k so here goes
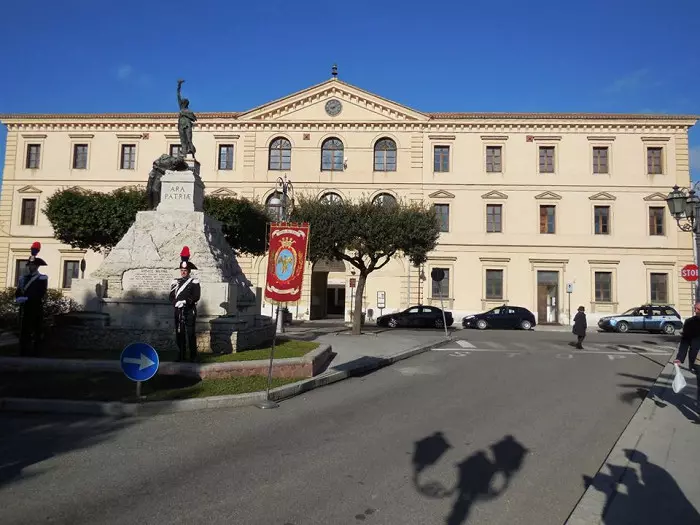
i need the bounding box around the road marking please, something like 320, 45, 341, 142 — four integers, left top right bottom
456, 340, 476, 349
449, 351, 470, 357
507, 352, 521, 358
556, 353, 574, 359
607, 355, 626, 360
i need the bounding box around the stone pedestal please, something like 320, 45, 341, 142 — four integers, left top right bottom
158, 169, 204, 213
66, 159, 272, 353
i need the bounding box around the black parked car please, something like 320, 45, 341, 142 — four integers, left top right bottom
462, 305, 536, 330
377, 305, 454, 329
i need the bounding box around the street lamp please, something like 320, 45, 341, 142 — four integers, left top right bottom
269, 175, 294, 334
666, 183, 700, 302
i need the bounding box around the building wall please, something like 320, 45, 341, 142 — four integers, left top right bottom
0, 79, 696, 323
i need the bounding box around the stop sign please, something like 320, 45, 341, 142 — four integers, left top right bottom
681, 264, 699, 282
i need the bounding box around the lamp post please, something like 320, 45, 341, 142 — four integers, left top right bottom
267, 175, 294, 334
666, 183, 700, 303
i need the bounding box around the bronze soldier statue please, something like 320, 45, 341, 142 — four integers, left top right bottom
177, 79, 197, 157
169, 246, 201, 362
15, 241, 48, 357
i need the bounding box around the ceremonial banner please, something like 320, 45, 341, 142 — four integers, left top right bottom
265, 223, 310, 303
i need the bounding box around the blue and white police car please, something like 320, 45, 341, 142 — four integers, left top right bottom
597, 304, 682, 334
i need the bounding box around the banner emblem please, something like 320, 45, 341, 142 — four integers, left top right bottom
265, 223, 310, 303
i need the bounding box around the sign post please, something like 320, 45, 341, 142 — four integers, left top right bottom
566, 282, 574, 326
430, 269, 449, 338
259, 222, 310, 409
120, 342, 160, 400
681, 264, 698, 312
377, 291, 386, 318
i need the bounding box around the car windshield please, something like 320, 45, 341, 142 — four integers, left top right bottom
620, 308, 638, 316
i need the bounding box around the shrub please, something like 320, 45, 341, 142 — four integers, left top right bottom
0, 288, 82, 333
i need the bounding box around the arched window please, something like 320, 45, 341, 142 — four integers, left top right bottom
372, 193, 397, 207
320, 192, 343, 204
268, 137, 291, 170
321, 138, 344, 171
373, 138, 397, 172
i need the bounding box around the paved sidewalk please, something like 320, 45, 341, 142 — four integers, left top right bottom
566, 359, 700, 524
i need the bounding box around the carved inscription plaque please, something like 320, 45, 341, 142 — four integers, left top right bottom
122, 268, 175, 298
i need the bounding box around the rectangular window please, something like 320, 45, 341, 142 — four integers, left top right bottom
434, 146, 450, 172
594, 206, 610, 235
486, 204, 502, 233
594, 272, 612, 302
485, 146, 502, 173
593, 146, 609, 174
648, 207, 665, 236
218, 144, 234, 170
120, 144, 136, 169
485, 269, 503, 300
26, 144, 41, 169
647, 147, 663, 175
169, 144, 182, 157
539, 146, 555, 173
14, 259, 27, 287
73, 144, 88, 169
434, 204, 449, 233
650, 273, 668, 303
62, 260, 81, 289
539, 205, 556, 234
431, 268, 450, 298
20, 199, 37, 226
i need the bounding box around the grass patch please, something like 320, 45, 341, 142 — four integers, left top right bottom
199, 339, 319, 363
0, 371, 299, 403
0, 338, 319, 363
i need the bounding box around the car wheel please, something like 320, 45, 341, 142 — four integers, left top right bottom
520, 320, 532, 330
388, 318, 398, 328
616, 321, 629, 333
434, 318, 444, 329
662, 323, 676, 335
476, 319, 488, 330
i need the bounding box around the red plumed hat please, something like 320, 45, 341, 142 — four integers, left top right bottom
27, 241, 47, 266
178, 246, 197, 270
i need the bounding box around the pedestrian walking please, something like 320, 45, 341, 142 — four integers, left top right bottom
572, 306, 587, 349
673, 302, 700, 375
15, 242, 48, 357
169, 246, 201, 362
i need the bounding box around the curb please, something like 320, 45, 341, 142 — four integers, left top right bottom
564, 355, 686, 524
0, 338, 446, 417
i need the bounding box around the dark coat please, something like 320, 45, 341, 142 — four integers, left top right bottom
573, 311, 587, 336
169, 276, 201, 311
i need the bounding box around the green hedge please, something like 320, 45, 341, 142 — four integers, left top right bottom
0, 288, 81, 332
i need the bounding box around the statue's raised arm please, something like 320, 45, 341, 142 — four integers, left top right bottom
177, 79, 185, 109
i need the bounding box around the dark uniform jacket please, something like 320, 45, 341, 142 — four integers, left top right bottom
169, 276, 201, 310
15, 272, 48, 309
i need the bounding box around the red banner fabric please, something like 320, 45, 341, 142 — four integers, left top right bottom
264, 223, 310, 303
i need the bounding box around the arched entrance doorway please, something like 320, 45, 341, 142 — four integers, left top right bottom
310, 259, 347, 320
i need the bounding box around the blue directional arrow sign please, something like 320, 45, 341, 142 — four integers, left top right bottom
120, 342, 159, 382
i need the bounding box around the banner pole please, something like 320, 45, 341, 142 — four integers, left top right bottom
257, 304, 280, 409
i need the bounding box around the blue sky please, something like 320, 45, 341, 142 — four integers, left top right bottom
1, 0, 698, 180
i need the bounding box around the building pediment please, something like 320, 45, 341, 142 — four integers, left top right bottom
208, 188, 237, 197
238, 79, 429, 122
17, 185, 42, 194
481, 190, 508, 200
643, 192, 668, 202
428, 190, 455, 199
534, 191, 562, 200
589, 192, 616, 201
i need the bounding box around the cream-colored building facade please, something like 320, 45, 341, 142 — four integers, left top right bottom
0, 76, 697, 325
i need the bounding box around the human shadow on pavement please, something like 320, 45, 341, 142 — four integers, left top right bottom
411, 432, 528, 524
617, 371, 699, 423
582, 449, 700, 524
0, 413, 134, 488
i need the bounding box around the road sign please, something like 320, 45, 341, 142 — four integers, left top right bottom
431, 268, 445, 282
566, 282, 574, 293
120, 342, 159, 382
377, 291, 386, 309
681, 264, 699, 282
349, 278, 356, 288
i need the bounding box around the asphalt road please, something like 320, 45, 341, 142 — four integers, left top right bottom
0, 329, 676, 525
